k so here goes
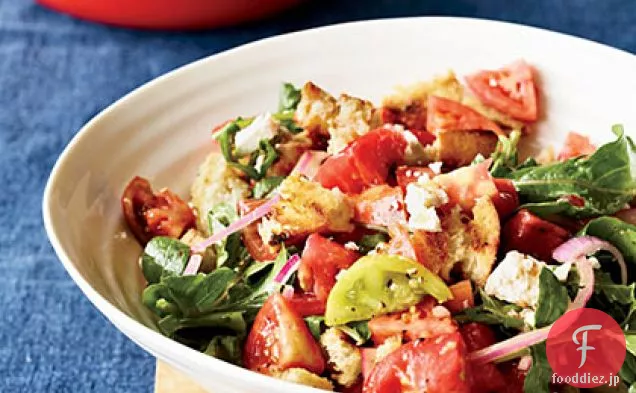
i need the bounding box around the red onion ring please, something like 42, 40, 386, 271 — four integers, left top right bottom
553, 235, 627, 284
274, 254, 301, 285
182, 254, 202, 276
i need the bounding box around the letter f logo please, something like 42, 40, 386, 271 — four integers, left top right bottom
572, 324, 602, 368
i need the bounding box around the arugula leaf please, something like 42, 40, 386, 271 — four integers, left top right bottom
215, 119, 279, 180
204, 335, 243, 365
489, 130, 522, 177
524, 343, 553, 393
509, 125, 636, 218
141, 237, 190, 284
142, 247, 291, 360
278, 83, 301, 112
273, 111, 303, 133
595, 271, 636, 305
456, 290, 525, 330
305, 316, 325, 341
207, 203, 246, 269
627, 335, 636, 357
158, 310, 246, 337
622, 352, 636, 386
253, 176, 284, 199
357, 233, 389, 255
340, 320, 371, 345
535, 268, 569, 328
580, 217, 636, 268
587, 270, 636, 331
274, 82, 303, 133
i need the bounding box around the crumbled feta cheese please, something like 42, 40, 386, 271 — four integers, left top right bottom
547, 262, 572, 282
401, 130, 429, 164
484, 251, 545, 308
428, 161, 443, 174
234, 113, 279, 156
257, 216, 282, 245
344, 241, 359, 251
404, 174, 449, 232
520, 309, 536, 327
588, 256, 601, 269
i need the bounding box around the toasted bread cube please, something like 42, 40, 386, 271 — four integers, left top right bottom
434, 130, 498, 167
383, 71, 464, 110
327, 93, 380, 154
320, 328, 362, 388
295, 82, 338, 138
444, 197, 500, 286
267, 174, 354, 241
274, 368, 334, 391
190, 152, 250, 233
407, 197, 499, 287
382, 71, 525, 131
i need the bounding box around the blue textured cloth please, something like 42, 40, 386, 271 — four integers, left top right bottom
1, 0, 635, 392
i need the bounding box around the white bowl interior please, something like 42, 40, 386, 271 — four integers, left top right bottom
43, 17, 636, 393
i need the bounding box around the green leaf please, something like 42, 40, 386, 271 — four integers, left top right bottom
253, 176, 285, 199
214, 118, 279, 180
305, 316, 325, 341
627, 335, 636, 357
580, 217, 636, 268
621, 352, 636, 386
273, 111, 303, 133
158, 310, 246, 337
204, 336, 243, 365
339, 320, 371, 345
524, 343, 553, 393
357, 233, 389, 255
510, 125, 636, 218
489, 130, 522, 178
278, 82, 301, 112
456, 290, 525, 330
207, 203, 246, 269
141, 237, 190, 284
595, 271, 636, 305
535, 268, 569, 328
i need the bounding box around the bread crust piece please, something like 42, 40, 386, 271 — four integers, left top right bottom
382, 71, 525, 131
190, 151, 250, 234
295, 82, 381, 154
389, 197, 499, 287
434, 130, 498, 168
273, 368, 334, 391
320, 328, 362, 388
260, 173, 354, 243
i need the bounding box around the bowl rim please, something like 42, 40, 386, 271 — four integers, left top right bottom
42, 16, 636, 392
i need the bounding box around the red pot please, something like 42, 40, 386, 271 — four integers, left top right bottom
37, 0, 303, 30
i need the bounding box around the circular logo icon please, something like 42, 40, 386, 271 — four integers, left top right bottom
547, 308, 626, 388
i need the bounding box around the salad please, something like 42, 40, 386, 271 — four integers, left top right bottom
121, 60, 636, 392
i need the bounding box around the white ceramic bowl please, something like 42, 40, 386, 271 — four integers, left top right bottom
43, 17, 636, 393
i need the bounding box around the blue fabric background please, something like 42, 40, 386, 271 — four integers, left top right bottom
1, 0, 635, 392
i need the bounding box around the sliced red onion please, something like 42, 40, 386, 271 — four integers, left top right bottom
183, 254, 202, 276
553, 235, 627, 284
190, 150, 329, 254
517, 355, 533, 371
191, 194, 281, 253
274, 254, 301, 285
468, 326, 551, 365
617, 208, 636, 225
293, 150, 330, 180
281, 285, 295, 299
